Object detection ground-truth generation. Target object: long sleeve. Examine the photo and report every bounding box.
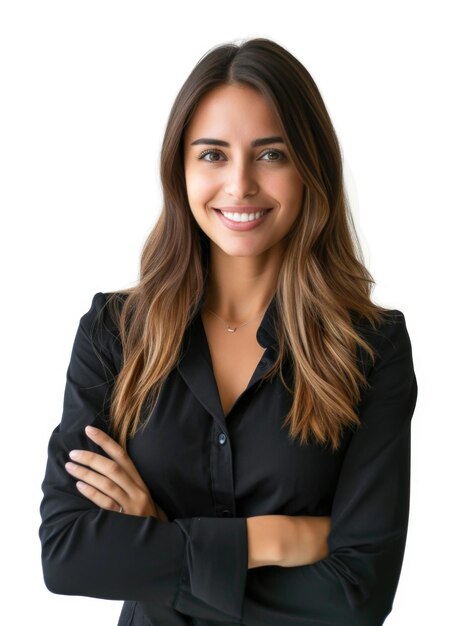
[39,292,248,622]
[236,310,418,626]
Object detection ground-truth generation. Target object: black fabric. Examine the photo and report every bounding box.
[39,291,418,626]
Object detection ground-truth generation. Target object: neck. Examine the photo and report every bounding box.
[203,243,283,323]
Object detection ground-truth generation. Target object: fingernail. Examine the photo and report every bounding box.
[69,450,81,460]
[65,462,77,471]
[85,425,98,435]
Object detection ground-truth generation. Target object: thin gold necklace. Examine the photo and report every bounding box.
[202,304,266,333]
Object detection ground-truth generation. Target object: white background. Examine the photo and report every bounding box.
[1,1,469,624]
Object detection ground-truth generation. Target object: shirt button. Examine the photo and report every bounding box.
[221,509,231,517]
[218,432,227,445]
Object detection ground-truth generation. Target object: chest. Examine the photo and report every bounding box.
[126,312,351,519]
[200,309,267,417]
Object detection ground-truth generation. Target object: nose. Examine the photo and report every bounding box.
[223,158,258,199]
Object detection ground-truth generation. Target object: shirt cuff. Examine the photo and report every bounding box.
[173,516,248,621]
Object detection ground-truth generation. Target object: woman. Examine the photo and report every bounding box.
[39,37,418,626]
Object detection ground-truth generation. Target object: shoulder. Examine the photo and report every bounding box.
[352,306,405,335]
[81,290,127,328]
[372,309,411,354]
[352,308,414,375]
[80,290,130,358]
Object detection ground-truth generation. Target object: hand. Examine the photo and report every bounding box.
[64,425,169,521]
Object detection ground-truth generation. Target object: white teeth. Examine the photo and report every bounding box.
[220,210,267,222]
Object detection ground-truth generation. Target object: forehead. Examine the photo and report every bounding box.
[185,84,282,141]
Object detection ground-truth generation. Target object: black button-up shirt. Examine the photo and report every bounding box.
[39,291,418,626]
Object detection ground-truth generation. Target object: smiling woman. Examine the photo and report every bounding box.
[39,37,417,626]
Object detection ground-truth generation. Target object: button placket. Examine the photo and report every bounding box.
[210,424,236,518]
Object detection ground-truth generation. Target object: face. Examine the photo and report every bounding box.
[183,84,305,259]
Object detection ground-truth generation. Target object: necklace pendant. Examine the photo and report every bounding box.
[227,326,236,333]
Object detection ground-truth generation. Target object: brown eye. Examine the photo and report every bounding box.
[198,149,225,162]
[260,150,285,162]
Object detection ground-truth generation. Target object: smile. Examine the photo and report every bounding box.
[213,208,272,231]
[219,209,268,222]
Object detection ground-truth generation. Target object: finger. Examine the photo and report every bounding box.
[67,445,153,511]
[84,426,145,486]
[65,460,129,507]
[75,480,122,512]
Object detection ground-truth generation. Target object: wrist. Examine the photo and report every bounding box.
[278,515,331,567]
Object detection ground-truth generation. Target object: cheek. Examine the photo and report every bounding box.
[271,171,304,208]
[185,168,217,207]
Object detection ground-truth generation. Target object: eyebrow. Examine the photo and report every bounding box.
[190,136,285,148]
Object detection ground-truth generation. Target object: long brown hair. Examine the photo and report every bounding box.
[99,37,391,452]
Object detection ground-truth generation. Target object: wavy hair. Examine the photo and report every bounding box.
[102,37,391,452]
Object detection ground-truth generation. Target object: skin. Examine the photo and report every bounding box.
[65,84,331,568]
[65,426,168,521]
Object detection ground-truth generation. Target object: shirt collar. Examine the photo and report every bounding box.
[176,293,279,425]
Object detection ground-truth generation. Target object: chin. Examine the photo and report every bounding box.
[213,241,270,258]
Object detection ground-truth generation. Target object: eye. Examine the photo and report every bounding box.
[198,149,225,162]
[260,149,286,162]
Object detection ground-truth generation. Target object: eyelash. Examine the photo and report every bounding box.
[197,148,286,163]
